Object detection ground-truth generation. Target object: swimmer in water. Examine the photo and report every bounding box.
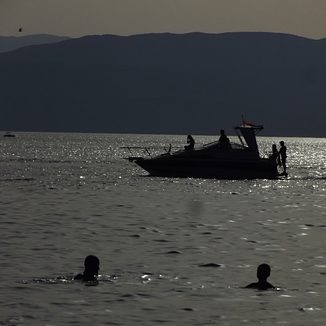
[74,255,100,281]
[246,263,275,290]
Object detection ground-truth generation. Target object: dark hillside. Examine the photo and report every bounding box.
[0,34,70,53]
[1,32,326,136]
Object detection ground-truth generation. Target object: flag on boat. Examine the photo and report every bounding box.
[242,118,256,127]
[241,116,264,130]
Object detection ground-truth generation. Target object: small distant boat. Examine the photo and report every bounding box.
[3,132,15,138]
[127,120,282,179]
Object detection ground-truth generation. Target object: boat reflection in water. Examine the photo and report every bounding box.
[129,122,281,179]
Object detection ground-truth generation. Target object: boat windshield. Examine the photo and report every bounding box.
[200,140,249,151]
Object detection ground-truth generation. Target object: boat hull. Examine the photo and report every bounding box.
[135,156,278,179]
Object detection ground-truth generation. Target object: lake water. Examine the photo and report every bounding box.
[1,132,326,325]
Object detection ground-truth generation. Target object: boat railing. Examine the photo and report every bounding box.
[121,145,183,161]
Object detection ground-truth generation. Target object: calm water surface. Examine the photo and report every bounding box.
[1,132,326,325]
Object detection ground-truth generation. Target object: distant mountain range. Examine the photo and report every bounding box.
[0,34,70,53]
[1,32,326,137]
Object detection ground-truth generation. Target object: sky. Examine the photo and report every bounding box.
[1,0,326,39]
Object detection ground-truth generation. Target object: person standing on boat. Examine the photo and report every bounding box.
[184,135,195,150]
[279,141,287,174]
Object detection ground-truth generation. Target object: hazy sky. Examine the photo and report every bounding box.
[1,0,326,39]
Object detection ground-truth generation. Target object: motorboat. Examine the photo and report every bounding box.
[3,132,15,138]
[128,122,281,179]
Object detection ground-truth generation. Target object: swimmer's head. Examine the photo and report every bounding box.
[257,263,271,280]
[84,255,100,275]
